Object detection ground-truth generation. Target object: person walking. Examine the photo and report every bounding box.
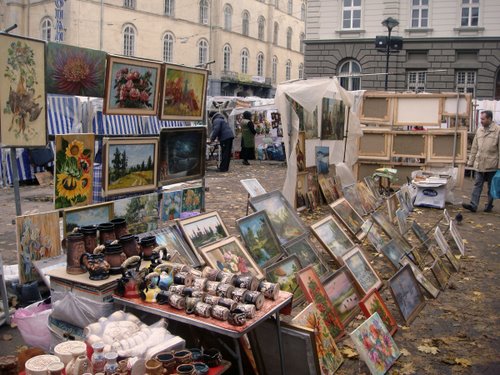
[462,110,500,212]
[210,111,235,172]
[240,111,256,165]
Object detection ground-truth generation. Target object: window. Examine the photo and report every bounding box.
[285,60,291,81]
[275,0,280,10]
[342,0,361,29]
[163,32,174,62]
[286,27,292,49]
[223,44,231,71]
[257,53,264,76]
[41,17,52,41]
[298,63,304,79]
[123,24,136,56]
[272,56,278,83]
[258,16,265,41]
[273,22,279,45]
[198,39,209,65]
[164,0,174,16]
[456,70,476,95]
[124,0,135,9]
[242,11,250,36]
[241,49,249,74]
[199,0,209,24]
[411,0,429,28]
[338,59,361,90]
[287,0,293,15]
[461,0,479,27]
[301,2,306,21]
[224,5,232,31]
[299,32,305,53]
[407,70,427,92]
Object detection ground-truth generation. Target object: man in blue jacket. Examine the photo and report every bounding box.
[210,112,235,172]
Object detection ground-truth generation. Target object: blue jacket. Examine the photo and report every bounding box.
[210,114,234,142]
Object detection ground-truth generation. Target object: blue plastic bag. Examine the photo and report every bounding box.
[491,170,500,199]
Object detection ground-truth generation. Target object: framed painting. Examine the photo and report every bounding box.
[291,304,344,374]
[342,247,383,294]
[396,208,409,235]
[103,55,161,115]
[265,255,304,306]
[350,312,401,375]
[201,236,264,279]
[296,131,306,172]
[411,220,431,248]
[364,176,382,202]
[55,134,95,209]
[160,63,208,121]
[181,186,203,215]
[46,42,106,97]
[317,175,335,204]
[431,259,449,290]
[372,211,405,242]
[240,178,266,198]
[158,127,206,185]
[284,237,330,281]
[236,211,283,268]
[177,211,230,250]
[342,183,367,216]
[0,34,47,147]
[310,215,354,265]
[113,193,159,235]
[320,98,345,141]
[296,265,345,341]
[63,201,114,236]
[449,221,465,255]
[443,245,460,272]
[103,137,158,196]
[16,211,62,284]
[380,239,406,270]
[329,198,365,238]
[249,190,307,245]
[323,266,363,325]
[304,106,319,139]
[160,190,182,222]
[306,167,321,208]
[361,219,387,253]
[356,182,378,213]
[315,146,330,175]
[400,257,440,298]
[296,172,308,210]
[389,264,426,325]
[359,290,398,336]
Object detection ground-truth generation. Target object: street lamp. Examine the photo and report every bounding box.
[381,17,399,91]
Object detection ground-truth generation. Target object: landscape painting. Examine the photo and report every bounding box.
[323,267,362,324]
[389,264,426,324]
[330,198,365,236]
[240,178,266,198]
[315,146,330,175]
[321,98,345,141]
[178,211,229,250]
[265,255,303,305]
[343,247,382,294]
[311,216,354,265]
[361,219,387,252]
[284,237,329,280]
[63,202,114,235]
[113,193,159,235]
[160,190,182,222]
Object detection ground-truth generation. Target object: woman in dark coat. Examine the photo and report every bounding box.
[240,111,256,165]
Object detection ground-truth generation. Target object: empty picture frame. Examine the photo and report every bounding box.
[442,94,471,117]
[329,198,365,238]
[427,129,467,163]
[342,247,383,294]
[395,96,442,126]
[240,178,266,198]
[358,129,392,160]
[389,264,426,325]
[177,211,230,250]
[360,96,392,124]
[310,215,355,265]
[392,132,427,158]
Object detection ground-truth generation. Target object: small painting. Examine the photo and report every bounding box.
[160,190,182,222]
[431,259,449,290]
[181,186,203,213]
[356,182,378,213]
[389,264,426,325]
[400,257,440,298]
[380,239,406,270]
[284,237,330,280]
[342,183,367,215]
[304,106,319,139]
[359,290,398,336]
[310,215,354,265]
[240,178,266,198]
[315,146,330,175]
[395,208,409,234]
[350,312,401,375]
[361,219,387,253]
[342,247,382,294]
[55,134,95,209]
[160,63,208,121]
[296,132,306,172]
[449,221,465,255]
[177,211,229,250]
[296,172,308,210]
[113,193,159,235]
[372,211,404,241]
[306,167,320,208]
[103,137,158,196]
[330,198,365,237]
[63,202,114,235]
[265,255,304,305]
[16,211,61,284]
[411,220,431,248]
[317,175,335,204]
[320,98,345,141]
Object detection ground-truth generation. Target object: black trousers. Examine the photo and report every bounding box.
[219,138,233,172]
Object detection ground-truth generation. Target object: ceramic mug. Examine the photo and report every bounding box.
[201,267,220,281]
[258,280,280,300]
[203,295,221,306]
[244,290,265,310]
[231,288,248,303]
[215,283,234,298]
[228,309,247,326]
[155,352,176,374]
[205,281,220,295]
[192,277,208,291]
[211,305,230,321]
[194,302,212,318]
[174,272,194,286]
[216,271,236,285]
[218,297,237,311]
[233,275,259,291]
[235,303,256,319]
[169,294,185,310]
[169,284,187,295]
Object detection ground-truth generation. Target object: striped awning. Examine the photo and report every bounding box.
[141,116,187,134]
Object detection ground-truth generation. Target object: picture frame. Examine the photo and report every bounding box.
[359,290,398,336]
[63,201,114,236]
[296,131,306,172]
[200,236,264,279]
[240,178,266,198]
[360,95,392,124]
[342,183,367,215]
[386,193,399,223]
[431,259,449,290]
[0,34,47,147]
[103,137,158,196]
[113,192,159,235]
[177,211,230,250]
[249,190,307,245]
[296,172,309,210]
[395,208,410,235]
[158,127,207,185]
[180,186,203,216]
[265,255,304,306]
[363,175,382,202]
[160,63,208,121]
[380,239,406,270]
[449,221,465,256]
[315,146,330,175]
[310,215,355,266]
[392,131,427,158]
[389,264,426,325]
[411,220,431,249]
[317,175,335,204]
[358,129,392,160]
[361,219,387,253]
[399,257,440,299]
[329,198,365,238]
[427,129,467,163]
[284,236,330,281]
[103,55,162,116]
[371,211,409,247]
[356,182,378,213]
[160,190,182,222]
[342,247,383,294]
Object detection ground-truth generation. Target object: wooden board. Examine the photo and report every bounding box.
[427,129,467,163]
[442,94,471,117]
[358,130,391,160]
[392,132,427,158]
[360,97,392,124]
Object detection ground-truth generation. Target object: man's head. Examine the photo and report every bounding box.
[480,110,493,127]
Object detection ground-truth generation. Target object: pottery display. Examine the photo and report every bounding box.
[79,225,98,253]
[103,352,118,375]
[119,234,139,258]
[66,233,86,275]
[25,355,61,375]
[65,348,90,375]
[104,242,126,274]
[139,236,157,260]
[111,218,128,239]
[54,341,87,365]
[97,222,116,244]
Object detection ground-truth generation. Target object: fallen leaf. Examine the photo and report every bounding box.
[400,348,411,357]
[455,358,472,367]
[340,346,359,358]
[399,362,417,375]
[418,344,439,355]
[1,334,12,341]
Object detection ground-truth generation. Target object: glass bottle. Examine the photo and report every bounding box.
[104,352,118,375]
[91,342,106,374]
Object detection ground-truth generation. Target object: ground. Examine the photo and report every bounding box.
[0,160,498,375]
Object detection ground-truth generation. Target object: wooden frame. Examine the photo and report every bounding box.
[392,131,427,158]
[103,55,162,116]
[296,171,309,209]
[389,264,426,325]
[449,221,465,255]
[329,198,365,238]
[360,96,392,124]
[177,211,230,250]
[160,63,208,121]
[342,247,383,294]
[399,257,440,299]
[380,239,406,270]
[310,215,355,266]
[103,137,158,196]
[431,259,449,290]
[359,290,398,336]
[63,201,114,236]
[240,178,266,198]
[441,93,471,117]
[265,255,304,306]
[158,127,206,185]
[358,129,392,160]
[427,129,467,163]
[283,236,330,281]
[361,219,388,253]
[394,96,442,126]
[342,183,367,216]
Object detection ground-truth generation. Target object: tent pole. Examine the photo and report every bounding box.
[343,108,350,163]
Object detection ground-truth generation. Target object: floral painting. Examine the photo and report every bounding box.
[0,34,46,147]
[160,64,208,121]
[55,134,94,209]
[113,193,159,235]
[181,187,203,213]
[160,190,182,222]
[46,42,106,97]
[16,211,61,284]
[359,290,398,336]
[350,312,400,375]
[265,255,303,305]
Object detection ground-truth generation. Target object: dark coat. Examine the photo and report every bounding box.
[210,113,234,142]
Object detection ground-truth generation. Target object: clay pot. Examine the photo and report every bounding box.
[144,359,163,375]
[79,225,98,253]
[97,222,115,244]
[118,234,139,258]
[110,218,128,239]
[155,352,176,374]
[173,350,192,366]
[104,243,126,274]
[66,233,86,275]
[176,363,195,375]
[139,236,157,260]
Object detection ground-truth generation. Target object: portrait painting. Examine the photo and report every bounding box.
[320,98,345,141]
[265,255,304,305]
[310,215,354,265]
[181,186,203,213]
[240,178,266,198]
[389,264,426,324]
[63,202,114,235]
[177,211,229,250]
[160,190,182,222]
[359,290,398,336]
[342,247,382,294]
[113,193,159,235]
[284,237,330,280]
[315,146,330,175]
[330,198,365,237]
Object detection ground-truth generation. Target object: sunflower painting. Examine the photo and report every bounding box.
[46,42,106,97]
[55,134,94,209]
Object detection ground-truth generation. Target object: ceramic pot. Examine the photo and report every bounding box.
[211,305,230,321]
[139,236,157,260]
[173,271,194,286]
[25,355,61,375]
[103,352,118,375]
[155,352,176,374]
[233,275,259,291]
[158,271,174,291]
[216,271,236,285]
[231,288,248,303]
[65,348,89,375]
[201,266,220,281]
[188,348,203,362]
[235,303,256,319]
[79,225,98,253]
[258,280,280,300]
[168,294,185,310]
[66,233,86,275]
[215,283,234,298]
[228,309,247,326]
[174,350,192,366]
[176,364,195,375]
[203,295,221,306]
[80,253,110,280]
[110,218,128,239]
[104,242,126,274]
[54,341,87,365]
[97,222,115,244]
[118,234,139,258]
[46,361,65,375]
[218,297,237,311]
[192,277,207,291]
[194,302,212,318]
[244,290,265,310]
[90,342,106,374]
[205,281,220,296]
[144,359,163,375]
[193,362,209,375]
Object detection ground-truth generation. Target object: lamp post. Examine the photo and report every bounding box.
[381,17,399,91]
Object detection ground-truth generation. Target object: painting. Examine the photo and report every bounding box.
[284,237,330,281]
[320,98,345,141]
[265,255,304,305]
[431,259,449,290]
[315,146,330,175]
[449,221,465,255]
[240,178,266,198]
[342,183,367,215]
[0,34,46,147]
[177,211,229,250]
[356,182,378,213]
[63,202,114,235]
[103,137,158,196]
[359,290,398,336]
[400,257,440,298]
[395,208,409,235]
[380,239,406,270]
[323,267,363,324]
[201,236,264,279]
[54,134,95,209]
[291,304,344,374]
[371,211,406,243]
[330,198,365,237]
[296,265,345,341]
[296,172,308,210]
[181,186,203,215]
[103,55,161,115]
[305,106,319,139]
[296,131,306,172]
[306,167,320,208]
[342,247,382,294]
[389,264,426,324]
[317,175,335,204]
[160,190,182,222]
[411,220,431,248]
[113,193,159,235]
[249,190,307,245]
[16,211,61,284]
[236,211,283,268]
[350,312,400,375]
[361,220,387,253]
[364,176,382,202]
[46,42,106,97]
[158,127,206,185]
[310,215,354,265]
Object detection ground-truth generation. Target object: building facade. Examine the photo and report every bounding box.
[0,0,306,97]
[304,0,500,99]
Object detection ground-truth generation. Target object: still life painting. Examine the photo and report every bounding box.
[160,190,182,222]
[181,186,203,214]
